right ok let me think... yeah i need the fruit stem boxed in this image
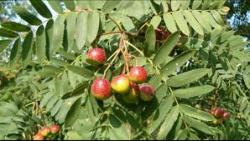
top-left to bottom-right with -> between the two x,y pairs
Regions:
106,49 -> 120,62
126,41 -> 144,56
103,48 -> 121,78
126,41 -> 159,71
98,31 -> 122,37
121,45 -> 129,73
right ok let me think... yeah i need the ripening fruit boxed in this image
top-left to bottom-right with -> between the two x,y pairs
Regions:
91,78 -> 111,100
213,107 -> 225,118
33,133 -> 44,140
139,83 -> 155,101
123,82 -> 139,104
50,124 -> 60,134
86,48 -> 106,65
129,66 -> 147,83
111,74 -> 130,94
39,126 -> 51,137
223,112 -> 230,120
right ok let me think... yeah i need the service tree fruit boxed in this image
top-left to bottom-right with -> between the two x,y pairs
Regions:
33,133 -> 44,140
91,78 -> 111,100
129,66 -> 147,83
139,83 -> 155,101
111,74 -> 130,94
50,124 -> 60,134
213,107 -> 225,118
86,48 -> 107,65
39,126 -> 51,136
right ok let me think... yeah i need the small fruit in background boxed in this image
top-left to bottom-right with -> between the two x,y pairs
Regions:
210,107 -> 230,124
123,82 -> 140,104
39,126 -> 51,136
50,124 -> 60,134
111,74 -> 130,94
155,26 -> 169,41
213,107 -> 225,118
129,66 -> 147,83
223,112 -> 230,120
86,47 -> 106,65
212,118 -> 224,125
33,133 -> 44,140
91,78 -> 111,100
139,83 -> 155,101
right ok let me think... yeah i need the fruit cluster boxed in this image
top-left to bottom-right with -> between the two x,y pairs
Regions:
210,107 -> 230,125
33,124 -> 60,140
87,48 -> 155,104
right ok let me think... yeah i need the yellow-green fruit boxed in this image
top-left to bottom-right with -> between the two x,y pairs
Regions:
39,126 -> 50,136
123,83 -> 139,104
111,74 -> 130,94
212,118 -> 223,125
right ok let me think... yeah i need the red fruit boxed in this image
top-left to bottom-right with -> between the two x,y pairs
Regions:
86,48 -> 106,65
129,66 -> 147,83
213,107 -> 225,118
130,82 -> 140,91
155,26 -> 169,41
139,83 -> 155,101
223,112 -> 230,120
33,133 -> 44,140
91,78 -> 111,100
50,124 -> 60,134
111,74 -> 130,94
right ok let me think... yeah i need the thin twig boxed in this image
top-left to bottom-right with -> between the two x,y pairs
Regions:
107,14 -> 123,32
121,46 -> 129,73
103,48 -> 121,78
126,41 -> 144,56
98,31 -> 122,37
106,48 -> 120,62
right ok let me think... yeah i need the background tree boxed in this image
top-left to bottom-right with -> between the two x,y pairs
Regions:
225,0 -> 250,39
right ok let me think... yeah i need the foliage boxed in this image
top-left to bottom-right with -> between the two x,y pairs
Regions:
0,0 -> 249,140
225,0 -> 250,39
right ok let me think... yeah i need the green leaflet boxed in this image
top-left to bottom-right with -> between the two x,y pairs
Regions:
173,85 -> 215,99
144,25 -> 156,57
154,31 -> 180,65
30,0 -> 52,18
168,68 -> 210,87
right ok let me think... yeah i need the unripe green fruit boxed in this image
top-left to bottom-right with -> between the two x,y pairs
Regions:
123,83 -> 139,104
111,74 -> 130,94
212,118 -> 223,125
